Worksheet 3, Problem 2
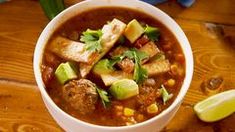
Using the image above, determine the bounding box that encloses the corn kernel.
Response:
[167,79,175,87]
[147,103,158,114]
[124,107,135,116]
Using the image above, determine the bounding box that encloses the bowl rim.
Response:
[34,0,194,130]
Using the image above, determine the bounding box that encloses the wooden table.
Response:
[0,0,235,131]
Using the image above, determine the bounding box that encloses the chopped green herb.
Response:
[123,48,149,61]
[109,48,148,84]
[133,52,148,83]
[109,55,125,66]
[122,49,148,83]
[144,25,160,41]
[96,87,110,108]
[160,85,173,105]
[80,29,103,53]
[109,48,148,83]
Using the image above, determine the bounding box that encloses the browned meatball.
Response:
[62,79,98,114]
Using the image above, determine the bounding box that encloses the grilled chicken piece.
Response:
[79,19,126,77]
[49,36,96,63]
[62,79,98,114]
[143,59,170,76]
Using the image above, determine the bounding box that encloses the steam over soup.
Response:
[41,7,185,126]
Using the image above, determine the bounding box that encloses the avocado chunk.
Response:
[93,59,114,75]
[110,79,139,100]
[124,19,145,43]
[55,62,77,84]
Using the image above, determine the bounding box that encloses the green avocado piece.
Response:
[93,59,114,75]
[124,19,145,43]
[110,79,139,100]
[55,62,77,84]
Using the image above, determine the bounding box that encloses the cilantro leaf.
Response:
[109,55,125,66]
[160,85,173,105]
[108,48,148,83]
[85,40,102,53]
[133,51,148,83]
[96,87,110,108]
[122,48,148,83]
[144,25,160,41]
[123,48,149,60]
[80,29,103,53]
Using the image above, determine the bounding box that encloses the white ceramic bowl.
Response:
[34,0,193,131]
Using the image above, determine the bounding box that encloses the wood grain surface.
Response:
[0,0,235,131]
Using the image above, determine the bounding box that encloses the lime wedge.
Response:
[194,90,235,122]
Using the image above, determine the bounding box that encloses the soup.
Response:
[41,7,185,126]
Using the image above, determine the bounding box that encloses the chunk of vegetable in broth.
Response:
[124,107,135,116]
[124,19,145,43]
[93,59,114,75]
[147,102,158,114]
[55,62,77,84]
[110,79,139,100]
